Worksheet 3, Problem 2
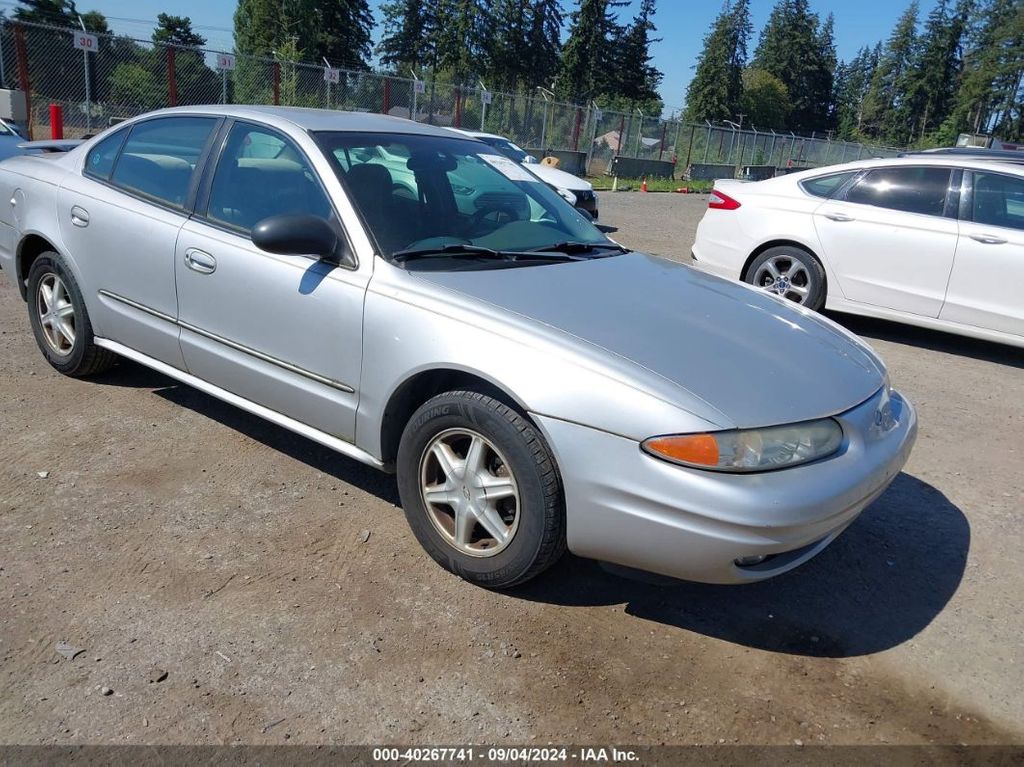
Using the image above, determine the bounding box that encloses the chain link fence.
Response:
[1,19,904,177]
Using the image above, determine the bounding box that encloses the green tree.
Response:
[860,2,919,143]
[752,0,835,131]
[303,0,374,71]
[555,0,626,103]
[833,44,880,139]
[609,0,663,111]
[152,13,206,48]
[233,0,287,57]
[906,0,972,142]
[940,0,1022,142]
[378,0,433,73]
[740,67,791,129]
[684,0,750,123]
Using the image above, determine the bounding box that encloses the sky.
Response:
[0,0,940,112]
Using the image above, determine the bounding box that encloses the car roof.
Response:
[787,155,1024,179]
[899,147,1024,163]
[119,105,461,138]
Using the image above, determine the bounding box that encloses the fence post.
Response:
[658,120,667,160]
[166,47,177,107]
[684,124,696,175]
[454,87,462,128]
[14,24,31,139]
[272,62,280,105]
[616,114,625,161]
[382,78,391,115]
[572,106,582,151]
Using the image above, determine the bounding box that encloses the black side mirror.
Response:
[252,214,340,261]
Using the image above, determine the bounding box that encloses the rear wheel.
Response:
[396,390,566,589]
[26,252,116,377]
[745,245,826,311]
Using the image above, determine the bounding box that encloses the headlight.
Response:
[552,185,577,205]
[642,418,843,473]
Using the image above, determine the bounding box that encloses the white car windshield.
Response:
[316,132,612,265]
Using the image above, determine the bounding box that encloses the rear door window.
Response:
[970,171,1024,231]
[110,117,217,209]
[844,166,952,217]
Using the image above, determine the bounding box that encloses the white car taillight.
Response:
[708,190,741,210]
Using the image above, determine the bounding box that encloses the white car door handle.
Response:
[184,248,217,274]
[70,206,89,227]
[823,212,855,222]
[968,233,1007,245]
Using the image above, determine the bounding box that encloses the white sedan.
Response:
[692,157,1024,348]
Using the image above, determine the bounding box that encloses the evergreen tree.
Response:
[489,0,562,91]
[434,0,494,84]
[305,0,374,71]
[860,2,919,144]
[152,14,206,48]
[740,67,791,129]
[941,0,1022,141]
[610,0,663,110]
[378,0,434,73]
[833,44,880,139]
[233,0,287,57]
[556,0,626,103]
[523,0,563,90]
[906,0,972,142]
[684,0,750,123]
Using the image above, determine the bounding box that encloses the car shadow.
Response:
[827,311,1023,369]
[510,473,969,658]
[90,359,400,504]
[92,360,968,659]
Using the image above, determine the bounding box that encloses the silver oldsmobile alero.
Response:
[0,106,916,588]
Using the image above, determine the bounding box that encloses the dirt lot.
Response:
[1,192,1022,746]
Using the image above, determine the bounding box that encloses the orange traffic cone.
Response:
[640,178,648,193]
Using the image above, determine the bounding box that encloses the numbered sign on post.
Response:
[481,90,492,105]
[414,80,425,95]
[73,32,98,52]
[216,54,236,71]
[594,109,603,122]
[324,68,340,84]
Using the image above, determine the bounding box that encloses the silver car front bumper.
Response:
[534,387,917,584]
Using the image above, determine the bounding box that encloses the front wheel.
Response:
[396,390,566,589]
[745,245,826,311]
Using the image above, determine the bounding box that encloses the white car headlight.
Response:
[553,185,577,205]
[642,418,843,473]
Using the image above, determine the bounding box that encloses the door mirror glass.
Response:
[252,214,339,260]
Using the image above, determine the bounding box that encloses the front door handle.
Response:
[968,233,1007,245]
[184,248,217,274]
[70,206,90,227]
[823,212,855,222]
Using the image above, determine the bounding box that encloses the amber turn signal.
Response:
[642,434,720,467]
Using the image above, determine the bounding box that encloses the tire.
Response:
[745,245,826,311]
[26,252,116,377]
[397,390,566,589]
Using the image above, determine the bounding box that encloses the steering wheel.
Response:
[470,203,520,232]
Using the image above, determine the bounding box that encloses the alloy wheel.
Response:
[418,428,520,557]
[36,273,76,356]
[752,255,813,304]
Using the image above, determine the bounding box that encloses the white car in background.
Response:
[692,157,1024,348]
[455,129,599,219]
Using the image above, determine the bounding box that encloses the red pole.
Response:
[166,47,178,107]
[454,87,462,128]
[272,62,281,105]
[14,24,32,140]
[49,104,63,139]
[383,78,391,115]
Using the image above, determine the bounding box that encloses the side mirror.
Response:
[252,214,340,261]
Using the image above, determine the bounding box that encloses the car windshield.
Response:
[479,136,531,164]
[315,131,611,266]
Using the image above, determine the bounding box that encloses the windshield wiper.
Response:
[526,241,630,256]
[392,243,585,264]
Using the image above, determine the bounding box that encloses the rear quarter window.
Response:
[799,171,856,198]
[84,128,128,181]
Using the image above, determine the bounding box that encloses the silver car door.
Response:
[58,116,220,368]
[174,121,368,441]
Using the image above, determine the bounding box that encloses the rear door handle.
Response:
[823,212,855,222]
[184,248,217,274]
[968,233,1007,245]
[70,206,89,227]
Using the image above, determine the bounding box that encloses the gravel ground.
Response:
[1,191,1022,746]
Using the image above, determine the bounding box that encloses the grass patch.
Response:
[590,177,713,193]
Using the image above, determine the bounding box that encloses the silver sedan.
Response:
[0,106,917,588]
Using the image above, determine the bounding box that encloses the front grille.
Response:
[574,189,595,204]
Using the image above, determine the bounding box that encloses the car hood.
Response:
[525,162,592,191]
[412,253,885,429]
